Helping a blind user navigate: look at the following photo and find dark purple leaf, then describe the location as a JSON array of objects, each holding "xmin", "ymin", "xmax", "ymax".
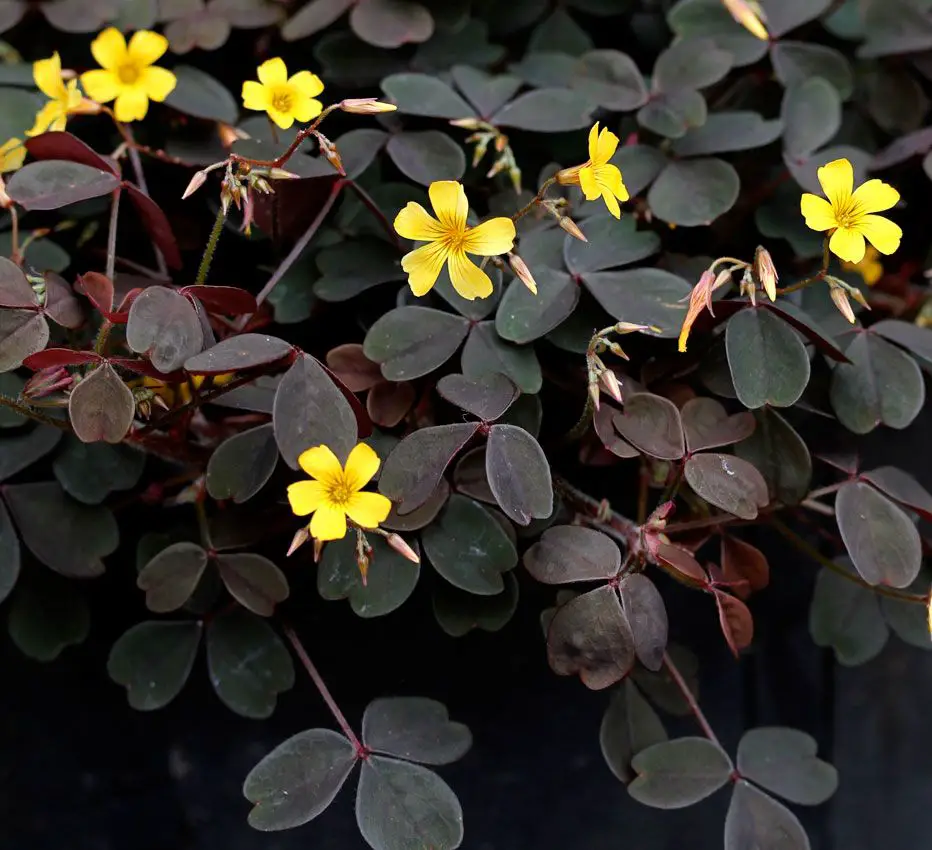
[
  {"xmin": 24, "ymin": 131, "xmax": 118, "ymax": 174},
  {"xmin": 685, "ymin": 453, "xmax": 769, "ymax": 520},
  {"xmin": 349, "ymin": 0, "xmax": 434, "ymax": 48},
  {"xmin": 76, "ymin": 271, "xmax": 115, "ymax": 315},
  {"xmin": 613, "ymin": 393, "xmax": 685, "ymax": 460},
  {"xmin": 436, "ymin": 372, "xmax": 519, "ymax": 421},
  {"xmin": 206, "ymin": 423, "xmax": 278, "ymax": 504},
  {"xmin": 366, "ymin": 380, "xmax": 414, "ymax": 428},
  {"xmin": 126, "ymin": 286, "xmax": 204, "ymax": 373},
  {"xmin": 182, "ymin": 285, "xmax": 258, "ymax": 316},
  {"xmin": 0, "ymin": 256, "xmax": 38, "ymax": 308},
  {"xmin": 0, "ymin": 425, "xmax": 62, "ymax": 483},
  {"xmin": 123, "ymin": 182, "xmax": 183, "ymax": 270},
  {"xmin": 183, "ymin": 334, "xmax": 292, "ymax": 375},
  {"xmin": 6, "ymin": 160, "xmax": 120, "ymax": 210},
  {"xmin": 320, "ymin": 360, "xmax": 373, "ymax": 440},
  {"xmin": 362, "ymin": 697, "xmax": 471, "ymax": 765},
  {"xmin": 325, "ymin": 343, "xmax": 383, "ymax": 392},
  {"xmin": 382, "ymin": 479, "xmax": 449, "ymax": 532},
  {"xmin": 0, "ymin": 309, "xmax": 49, "ymax": 372},
  {"xmin": 524, "ymin": 525, "xmax": 621, "ymax": 584},
  {"xmin": 764, "ymin": 301, "xmax": 849, "ymax": 362},
  {"xmin": 136, "ymin": 541, "xmax": 209, "ymax": 613},
  {"xmin": 593, "ymin": 404, "xmax": 639, "ymax": 458},
  {"xmin": 485, "ymin": 423, "xmax": 553, "ymax": 525},
  {"xmin": 619, "ymin": 574, "xmax": 667, "ymax": 671},
  {"xmin": 43, "ymin": 272, "xmax": 83, "ymax": 328},
  {"xmin": 68, "ymin": 362, "xmax": 135, "ymax": 444},
  {"xmin": 681, "ymin": 397, "xmax": 755, "ymax": 453},
  {"xmin": 0, "ymin": 498, "xmax": 20, "ymax": 605},
  {"xmin": 216, "ymin": 553, "xmax": 289, "ymax": 617},
  {"xmin": 861, "ymin": 466, "xmax": 932, "ymax": 522}
]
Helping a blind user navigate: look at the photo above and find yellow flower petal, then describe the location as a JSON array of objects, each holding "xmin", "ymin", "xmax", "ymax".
[
  {"xmin": 267, "ymin": 106, "xmax": 295, "ymax": 130},
  {"xmin": 428, "ymin": 180, "xmax": 468, "ymax": 230},
  {"xmin": 857, "ymin": 214, "xmax": 902, "ymax": 256},
  {"xmin": 64, "ymin": 80, "xmax": 84, "ymax": 111},
  {"xmin": 113, "ymin": 87, "xmax": 149, "ymax": 122},
  {"xmin": 800, "ymin": 193, "xmax": 836, "ymax": 231},
  {"xmin": 345, "ymin": 491, "xmax": 392, "ymax": 529},
  {"xmin": 241, "ymin": 79, "xmax": 269, "ymax": 111},
  {"xmin": 0, "ymin": 138, "xmax": 25, "ymax": 172},
  {"xmin": 595, "ymin": 126, "xmax": 619, "ymax": 165},
  {"xmin": 394, "ymin": 202, "xmax": 446, "ymax": 242},
  {"xmin": 258, "ymin": 57, "xmax": 288, "ymax": 86},
  {"xmin": 817, "ymin": 158, "xmax": 853, "ymax": 210},
  {"xmin": 829, "ymin": 227, "xmax": 866, "ymax": 264},
  {"xmin": 600, "ymin": 185, "xmax": 621, "ymax": 219},
  {"xmin": 33, "ymin": 53, "xmax": 64, "ymax": 100},
  {"xmin": 401, "ymin": 241, "xmax": 449, "ymax": 296},
  {"xmin": 343, "ymin": 442, "xmax": 381, "ymax": 490},
  {"xmin": 850, "ymin": 178, "xmax": 899, "ymax": 214},
  {"xmin": 289, "ymin": 94, "xmax": 322, "ymax": 124},
  {"xmin": 310, "ymin": 504, "xmax": 347, "ymax": 540},
  {"xmin": 287, "ymin": 480, "xmax": 328, "ymax": 516},
  {"xmin": 139, "ymin": 66, "xmax": 176, "ymax": 102},
  {"xmin": 91, "ymin": 27, "xmax": 127, "ymax": 71},
  {"xmin": 579, "ymin": 164, "xmax": 600, "ymax": 200},
  {"xmin": 463, "ymin": 217, "xmax": 515, "ymax": 256},
  {"xmin": 587, "ymin": 122, "xmax": 600, "ymax": 162},
  {"xmin": 127, "ymin": 29, "xmax": 168, "ymax": 67},
  {"xmin": 448, "ymin": 250, "xmax": 493, "ymax": 300},
  {"xmin": 26, "ymin": 101, "xmax": 63, "ymax": 137},
  {"xmin": 298, "ymin": 444, "xmax": 343, "ymax": 485},
  {"xmin": 289, "ymin": 70, "xmax": 324, "ymax": 99},
  {"xmin": 598, "ymin": 163, "xmax": 628, "ymax": 202},
  {"xmin": 80, "ymin": 68, "xmax": 121, "ymax": 103}
]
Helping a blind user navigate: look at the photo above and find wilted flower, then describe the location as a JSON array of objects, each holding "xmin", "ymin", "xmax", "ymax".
[
  {"xmin": 678, "ymin": 266, "xmax": 735, "ymax": 352},
  {"xmin": 81, "ymin": 28, "xmax": 176, "ymax": 122},
  {"xmin": 241, "ymin": 58, "xmax": 324, "ymax": 130},
  {"xmin": 509, "ymin": 253, "xmax": 537, "ymax": 294},
  {"xmin": 393, "ymin": 180, "xmax": 516, "ymax": 300},
  {"xmin": 557, "ymin": 122, "xmax": 629, "ymax": 219},
  {"xmin": 287, "ymin": 442, "xmax": 392, "ymax": 542},
  {"xmin": 752, "ymin": 245, "xmax": 778, "ymax": 301},
  {"xmin": 27, "ymin": 52, "xmax": 86, "ymax": 136},
  {"xmin": 800, "ymin": 158, "xmax": 901, "ymax": 264}
]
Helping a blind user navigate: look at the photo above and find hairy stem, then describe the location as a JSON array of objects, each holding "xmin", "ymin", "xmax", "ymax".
[
  {"xmin": 232, "ymin": 104, "xmax": 341, "ymax": 169},
  {"xmin": 563, "ymin": 390, "xmax": 595, "ymax": 442},
  {"xmin": 196, "ymin": 206, "xmax": 226, "ymax": 285},
  {"xmin": 0, "ymin": 394, "xmax": 70, "ymax": 430},
  {"xmin": 663, "ymin": 651, "xmax": 723, "ymax": 749}
]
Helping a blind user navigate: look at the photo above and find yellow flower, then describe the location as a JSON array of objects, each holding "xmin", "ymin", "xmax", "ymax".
[
  {"xmin": 80, "ymin": 28, "xmax": 176, "ymax": 123},
  {"xmin": 722, "ymin": 0, "xmax": 769, "ymax": 41},
  {"xmin": 241, "ymin": 58, "xmax": 324, "ymax": 130},
  {"xmin": 841, "ymin": 245, "xmax": 883, "ymax": 287},
  {"xmin": 139, "ymin": 373, "xmax": 235, "ymax": 407},
  {"xmin": 800, "ymin": 158, "xmax": 901, "ymax": 265},
  {"xmin": 287, "ymin": 442, "xmax": 392, "ymax": 541},
  {"xmin": 559, "ymin": 123, "xmax": 629, "ymax": 219},
  {"xmin": 394, "ymin": 180, "xmax": 516, "ymax": 300},
  {"xmin": 0, "ymin": 138, "xmax": 25, "ymax": 173},
  {"xmin": 27, "ymin": 52, "xmax": 85, "ymax": 136}
]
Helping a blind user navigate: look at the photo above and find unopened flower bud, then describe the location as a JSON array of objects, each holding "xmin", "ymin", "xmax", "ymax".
[
  {"xmin": 317, "ymin": 133, "xmax": 344, "ymax": 176},
  {"xmin": 555, "ymin": 164, "xmax": 584, "ymax": 186},
  {"xmin": 600, "ymin": 369, "xmax": 623, "ymax": 403},
  {"xmin": 509, "ymin": 253, "xmax": 537, "ymax": 295},
  {"xmin": 267, "ymin": 167, "xmax": 301, "ymax": 181},
  {"xmin": 509, "ymin": 166, "xmax": 522, "ymax": 194},
  {"xmin": 588, "ymin": 379, "xmax": 601, "ymax": 411},
  {"xmin": 340, "ymin": 98, "xmax": 397, "ymax": 114},
  {"xmin": 753, "ymin": 245, "xmax": 778, "ymax": 301},
  {"xmin": 849, "ymin": 286, "xmax": 870, "ymax": 310},
  {"xmin": 313, "ymin": 537, "xmax": 324, "ymax": 562},
  {"xmin": 494, "ymin": 134, "xmax": 508, "ymax": 153},
  {"xmin": 182, "ymin": 169, "xmax": 208, "ymax": 200},
  {"xmin": 559, "ymin": 216, "xmax": 587, "ymax": 242},
  {"xmin": 607, "ymin": 341, "xmax": 630, "ymax": 360},
  {"xmin": 450, "ymin": 117, "xmax": 482, "ymax": 130},
  {"xmin": 287, "ymin": 526, "xmax": 310, "ymax": 556},
  {"xmin": 829, "ymin": 282, "xmax": 856, "ymax": 324},
  {"xmin": 386, "ymin": 533, "xmax": 420, "ymax": 564},
  {"xmin": 471, "ymin": 137, "xmax": 489, "ymax": 168}
]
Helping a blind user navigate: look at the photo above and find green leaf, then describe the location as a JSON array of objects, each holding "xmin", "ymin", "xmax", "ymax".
[
  {"xmin": 207, "ymin": 607, "xmax": 295, "ymax": 719},
  {"xmin": 524, "ymin": 524, "xmax": 620, "ymax": 583},
  {"xmin": 547, "ymin": 584, "xmax": 635, "ymax": 689},
  {"xmin": 570, "ymin": 49, "xmax": 648, "ymax": 110},
  {"xmin": 165, "ymin": 65, "xmax": 238, "ymax": 123},
  {"xmin": 206, "ymin": 423, "xmax": 278, "ymax": 504},
  {"xmin": 314, "ymin": 237, "xmax": 402, "ymax": 302},
  {"xmin": 432, "ymin": 573, "xmax": 519, "ymax": 636},
  {"xmin": 628, "ymin": 737, "xmax": 733, "ymax": 809},
  {"xmin": 495, "ymin": 269, "xmax": 578, "ymax": 344},
  {"xmin": 350, "ymin": 0, "xmax": 433, "ymax": 48},
  {"xmin": 734, "ymin": 409, "xmax": 811, "ymax": 506},
  {"xmin": 613, "ymin": 393, "xmax": 685, "ymax": 460},
  {"xmin": 436, "ymin": 372, "xmax": 518, "ymax": 420},
  {"xmin": 830, "ymin": 333, "xmax": 924, "ymax": 434},
  {"xmin": 667, "ymin": 0, "xmax": 769, "ymax": 67},
  {"xmin": 386, "ymin": 131, "xmax": 466, "ymax": 186},
  {"xmin": 244, "ymin": 729, "xmax": 358, "ymax": 830},
  {"xmin": 809, "ymin": 565, "xmax": 887, "ymax": 666},
  {"xmin": 491, "ymin": 88, "xmax": 595, "ymax": 132},
  {"xmin": 564, "ymin": 214, "xmax": 660, "ymax": 274},
  {"xmin": 672, "ymin": 112, "xmax": 783, "ymax": 157},
  {"xmin": 379, "ymin": 423, "xmax": 479, "ymax": 514},
  {"xmin": 53, "ymin": 438, "xmax": 144, "ymax": 505},
  {"xmin": 583, "ymin": 268, "xmax": 690, "ymax": 338},
  {"xmin": 282, "ymin": 0, "xmax": 354, "ymax": 40},
  {"xmin": 137, "ymin": 542, "xmax": 209, "ymax": 613},
  {"xmin": 422, "ymin": 494, "xmax": 517, "ymax": 594},
  {"xmin": 365, "ymin": 306, "xmax": 470, "ymax": 381},
  {"xmin": 451, "ymin": 65, "xmax": 522, "ymax": 118},
  {"xmin": 107, "ymin": 620, "xmax": 203, "ymax": 711},
  {"xmin": 362, "ymin": 697, "xmax": 472, "ymax": 765},
  {"xmin": 126, "ymin": 286, "xmax": 204, "ymax": 373},
  {"xmin": 652, "ymin": 37, "xmax": 732, "ymax": 91},
  {"xmin": 5, "ymin": 481, "xmax": 117, "ymax": 577},
  {"xmin": 216, "ymin": 553, "xmax": 289, "ymax": 617},
  {"xmin": 648, "ymin": 157, "xmax": 739, "ymax": 225},
  {"xmin": 0, "ymin": 425, "xmax": 62, "ymax": 483},
  {"xmin": 685, "ymin": 453, "xmax": 769, "ymax": 520},
  {"xmin": 318, "ymin": 534, "xmax": 420, "ymax": 617},
  {"xmin": 725, "ymin": 780, "xmax": 812, "ymax": 850},
  {"xmin": 528, "ymin": 6, "xmax": 592, "ymax": 54},
  {"xmin": 736, "ymin": 727, "xmax": 838, "ymax": 806},
  {"xmin": 7, "ymin": 572, "xmax": 88, "ymax": 661},
  {"xmin": 781, "ymin": 77, "xmax": 841, "ymax": 158},
  {"xmin": 273, "ymin": 354, "xmax": 358, "ymax": 469},
  {"xmin": 356, "ymin": 755, "xmax": 463, "ymax": 850},
  {"xmin": 682, "ymin": 397, "xmax": 755, "ymax": 453},
  {"xmin": 486, "ymin": 423, "xmax": 552, "ymax": 525},
  {"xmin": 637, "ymin": 89, "xmax": 707, "ymax": 139},
  {"xmin": 462, "ymin": 321, "xmax": 542, "ymax": 393},
  {"xmin": 600, "ymin": 680, "xmax": 668, "ymax": 783},
  {"xmin": 771, "ymin": 41, "xmax": 854, "ymax": 99},
  {"xmin": 726, "ymin": 307, "xmax": 810, "ymax": 409},
  {"xmin": 835, "ymin": 481, "xmax": 921, "ymax": 588},
  {"xmin": 881, "ymin": 592, "xmax": 932, "ymax": 650},
  {"xmin": 381, "ymin": 72, "xmax": 473, "ymax": 118},
  {"xmin": 6, "ymin": 161, "xmax": 119, "ymax": 211},
  {"xmin": 760, "ymin": 0, "xmax": 832, "ymax": 37}
]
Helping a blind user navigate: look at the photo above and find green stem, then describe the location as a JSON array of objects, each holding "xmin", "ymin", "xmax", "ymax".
[
  {"xmin": 0, "ymin": 393, "xmax": 70, "ymax": 430},
  {"xmin": 196, "ymin": 206, "xmax": 226, "ymax": 285}
]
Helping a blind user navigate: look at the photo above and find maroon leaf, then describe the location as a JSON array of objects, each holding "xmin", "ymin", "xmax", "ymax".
[
  {"xmin": 649, "ymin": 537, "xmax": 709, "ymax": 588},
  {"xmin": 436, "ymin": 372, "xmax": 519, "ymax": 421},
  {"xmin": 43, "ymin": 272, "xmax": 83, "ymax": 329},
  {"xmin": 715, "ymin": 591, "xmax": 754, "ymax": 656},
  {"xmin": 68, "ymin": 362, "xmax": 135, "ymax": 443},
  {"xmin": 24, "ymin": 131, "xmax": 118, "ymax": 175},
  {"xmin": 367, "ymin": 380, "xmax": 415, "ymax": 428},
  {"xmin": 6, "ymin": 161, "xmax": 120, "ymax": 211},
  {"xmin": 720, "ymin": 535, "xmax": 769, "ymax": 599},
  {"xmin": 681, "ymin": 397, "xmax": 755, "ymax": 454},
  {"xmin": 684, "ymin": 453, "xmax": 769, "ymax": 520},
  {"xmin": 613, "ymin": 394, "xmax": 685, "ymax": 460},
  {"xmin": 0, "ymin": 257, "xmax": 39, "ymax": 309},
  {"xmin": 325, "ymin": 343, "xmax": 383, "ymax": 392},
  {"xmin": 547, "ymin": 585, "xmax": 636, "ymax": 690},
  {"xmin": 123, "ymin": 183, "xmax": 183, "ymax": 270},
  {"xmin": 23, "ymin": 348, "xmax": 102, "ymax": 370},
  {"xmin": 183, "ymin": 334, "xmax": 293, "ymax": 375},
  {"xmin": 320, "ymin": 361, "xmax": 373, "ymax": 440},
  {"xmin": 126, "ymin": 286, "xmax": 204, "ymax": 373},
  {"xmin": 524, "ymin": 525, "xmax": 621, "ymax": 584},
  {"xmin": 861, "ymin": 466, "xmax": 932, "ymax": 523},
  {"xmin": 109, "ymin": 357, "xmax": 185, "ymax": 381},
  {"xmin": 485, "ymin": 424, "xmax": 553, "ymax": 525},
  {"xmin": 181, "ymin": 285, "xmax": 258, "ymax": 315},
  {"xmin": 618, "ymin": 574, "xmax": 668, "ymax": 672},
  {"xmin": 593, "ymin": 403, "xmax": 639, "ymax": 459},
  {"xmin": 76, "ymin": 272, "xmax": 115, "ymax": 314}
]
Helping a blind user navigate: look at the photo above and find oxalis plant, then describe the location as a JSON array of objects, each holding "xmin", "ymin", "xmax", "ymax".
[{"xmin": 1, "ymin": 0, "xmax": 931, "ymax": 847}]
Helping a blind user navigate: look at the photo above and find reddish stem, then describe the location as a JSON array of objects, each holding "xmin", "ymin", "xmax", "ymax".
[
  {"xmin": 345, "ymin": 179, "xmax": 401, "ymax": 250},
  {"xmin": 662, "ymin": 651, "xmax": 722, "ymax": 749}
]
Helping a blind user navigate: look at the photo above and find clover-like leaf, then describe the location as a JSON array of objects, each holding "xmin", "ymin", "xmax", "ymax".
[
  {"xmin": 0, "ymin": 309, "xmax": 49, "ymax": 373},
  {"xmin": 6, "ymin": 160, "xmax": 120, "ymax": 210},
  {"xmin": 0, "ymin": 496, "xmax": 19, "ymax": 605},
  {"xmin": 462, "ymin": 321, "xmax": 542, "ymax": 394},
  {"xmin": 0, "ymin": 425, "xmax": 62, "ymax": 483},
  {"xmin": 721, "ymin": 535, "xmax": 770, "ymax": 599},
  {"xmin": 432, "ymin": 573, "xmax": 519, "ymax": 637},
  {"xmin": 0, "ymin": 256, "xmax": 39, "ymax": 308},
  {"xmin": 600, "ymin": 680, "xmax": 668, "ymax": 784},
  {"xmin": 564, "ymin": 214, "xmax": 660, "ymax": 275},
  {"xmin": 137, "ymin": 541, "xmax": 209, "ymax": 613},
  {"xmin": 365, "ymin": 307, "xmax": 470, "ymax": 382},
  {"xmin": 584, "ymin": 269, "xmax": 690, "ymax": 338},
  {"xmin": 216, "ymin": 553, "xmax": 289, "ymax": 617},
  {"xmin": 672, "ymin": 111, "xmax": 783, "ymax": 157},
  {"xmin": 495, "ymin": 268, "xmax": 579, "ymax": 345},
  {"xmin": 638, "ymin": 89, "xmax": 707, "ymax": 139},
  {"xmin": 725, "ymin": 780, "xmax": 812, "ymax": 850},
  {"xmin": 716, "ymin": 591, "xmax": 755, "ymax": 656},
  {"xmin": 491, "ymin": 88, "xmax": 594, "ymax": 132},
  {"xmin": 737, "ymin": 727, "xmax": 838, "ymax": 806},
  {"xmin": 570, "ymin": 49, "xmax": 648, "ymax": 110},
  {"xmin": 781, "ymin": 77, "xmax": 841, "ymax": 158},
  {"xmin": 619, "ymin": 574, "xmax": 667, "ymax": 672},
  {"xmin": 861, "ymin": 466, "xmax": 932, "ymax": 522},
  {"xmin": 685, "ymin": 454, "xmax": 769, "ymax": 520},
  {"xmin": 485, "ymin": 423, "xmax": 553, "ymax": 525},
  {"xmin": 206, "ymin": 423, "xmax": 278, "ymax": 504},
  {"xmin": 809, "ymin": 565, "xmax": 888, "ymax": 666},
  {"xmin": 735, "ymin": 409, "xmax": 811, "ymax": 506},
  {"xmin": 771, "ymin": 41, "xmax": 854, "ymax": 99},
  {"xmin": 126, "ymin": 286, "xmax": 204, "ymax": 374},
  {"xmin": 653, "ymin": 36, "xmax": 732, "ymax": 91},
  {"xmin": 613, "ymin": 393, "xmax": 685, "ymax": 460},
  {"xmin": 436, "ymin": 372, "xmax": 518, "ymax": 421},
  {"xmin": 68, "ymin": 362, "xmax": 135, "ymax": 444},
  {"xmin": 183, "ymin": 334, "xmax": 292, "ymax": 374},
  {"xmin": 7, "ymin": 572, "xmax": 89, "ymax": 662},
  {"xmin": 682, "ymin": 397, "xmax": 755, "ymax": 453},
  {"xmin": 628, "ymin": 737, "xmax": 733, "ymax": 810},
  {"xmin": 524, "ymin": 525, "xmax": 621, "ymax": 584},
  {"xmin": 386, "ymin": 131, "xmax": 466, "ymax": 186},
  {"xmin": 362, "ymin": 697, "xmax": 472, "ymax": 766},
  {"xmin": 649, "ymin": 158, "xmax": 739, "ymax": 225},
  {"xmin": 165, "ymin": 64, "xmax": 238, "ymax": 123}
]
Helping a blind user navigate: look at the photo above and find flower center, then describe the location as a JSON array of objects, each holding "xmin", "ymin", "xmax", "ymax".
[
  {"xmin": 443, "ymin": 226, "xmax": 468, "ymax": 253},
  {"xmin": 834, "ymin": 199, "xmax": 864, "ymax": 230},
  {"xmin": 117, "ymin": 64, "xmax": 140, "ymax": 85},
  {"xmin": 271, "ymin": 88, "xmax": 293, "ymax": 114},
  {"xmin": 327, "ymin": 477, "xmax": 354, "ymax": 507}
]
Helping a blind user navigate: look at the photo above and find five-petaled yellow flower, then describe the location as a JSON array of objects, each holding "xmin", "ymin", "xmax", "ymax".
[
  {"xmin": 0, "ymin": 139, "xmax": 25, "ymax": 173},
  {"xmin": 800, "ymin": 158, "xmax": 901, "ymax": 265},
  {"xmin": 287, "ymin": 442, "xmax": 392, "ymax": 541},
  {"xmin": 242, "ymin": 58, "xmax": 324, "ymax": 130},
  {"xmin": 841, "ymin": 244, "xmax": 883, "ymax": 287},
  {"xmin": 558, "ymin": 123, "xmax": 629, "ymax": 219},
  {"xmin": 394, "ymin": 180, "xmax": 516, "ymax": 300},
  {"xmin": 81, "ymin": 28, "xmax": 176, "ymax": 123},
  {"xmin": 27, "ymin": 53, "xmax": 85, "ymax": 136}
]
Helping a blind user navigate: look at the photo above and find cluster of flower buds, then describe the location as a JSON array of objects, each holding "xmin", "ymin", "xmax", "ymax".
[
  {"xmin": 286, "ymin": 523, "xmax": 420, "ymax": 570},
  {"xmin": 585, "ymin": 320, "xmax": 656, "ymax": 410},
  {"xmin": 24, "ymin": 365, "xmax": 73, "ymax": 400},
  {"xmin": 132, "ymin": 384, "xmax": 170, "ymax": 420},
  {"xmin": 450, "ymin": 118, "xmax": 522, "ymax": 193}
]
